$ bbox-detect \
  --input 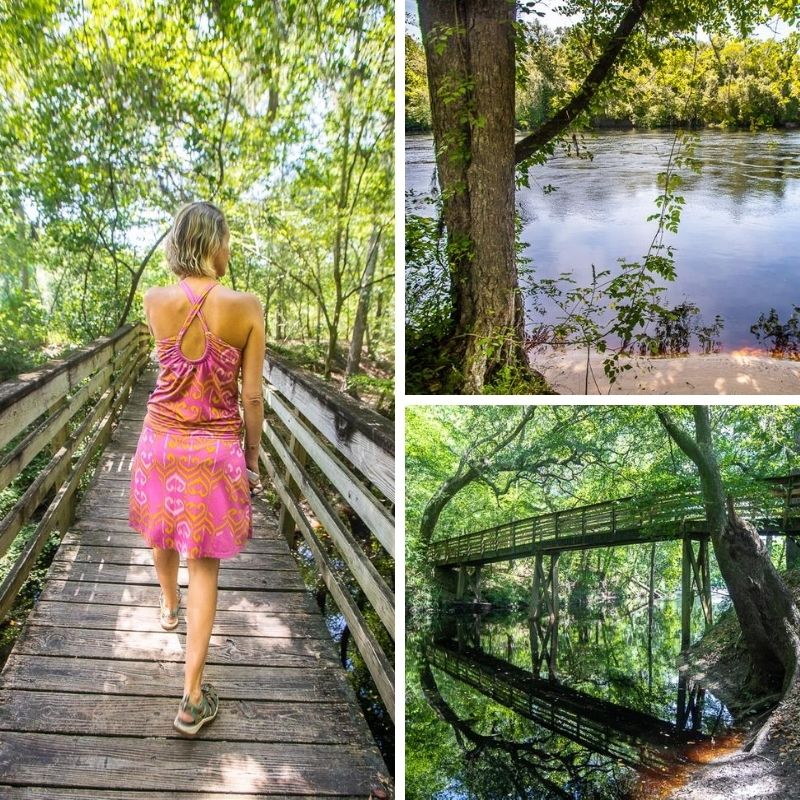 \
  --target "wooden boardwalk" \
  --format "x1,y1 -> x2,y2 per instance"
0,370 -> 388,798
432,490 -> 800,568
